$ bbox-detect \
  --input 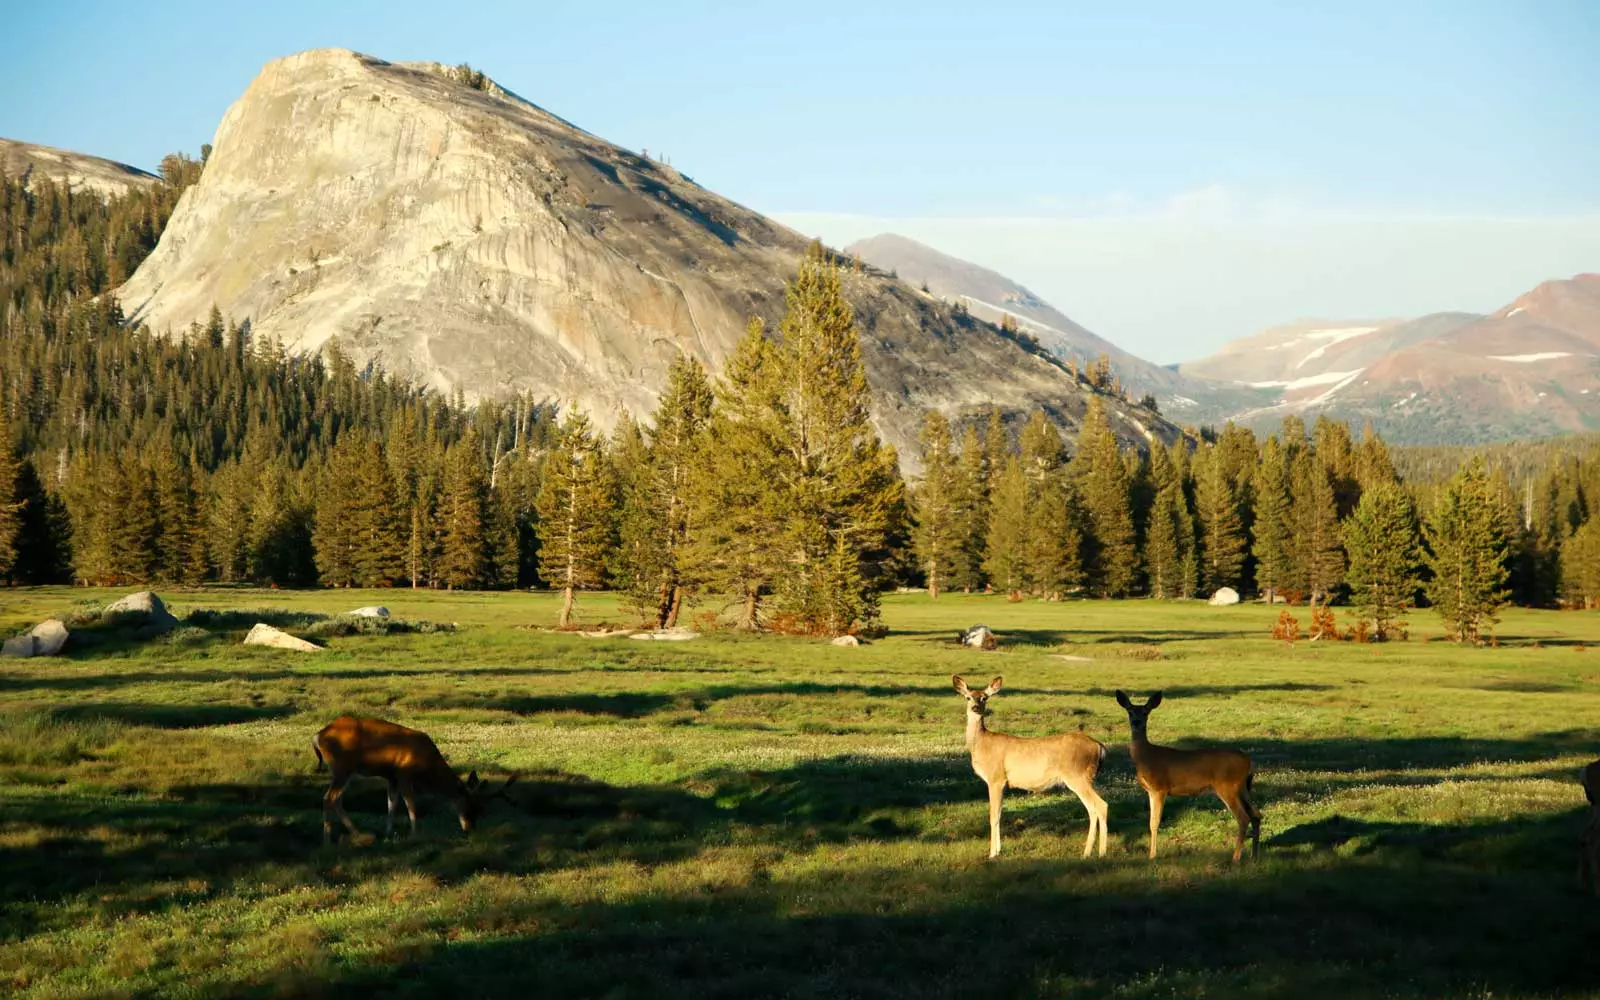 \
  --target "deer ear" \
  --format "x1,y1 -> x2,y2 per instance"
466,771 -> 480,788
952,675 -> 969,695
1147,692 -> 1164,709
1115,690 -> 1132,709
985,676 -> 1003,694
